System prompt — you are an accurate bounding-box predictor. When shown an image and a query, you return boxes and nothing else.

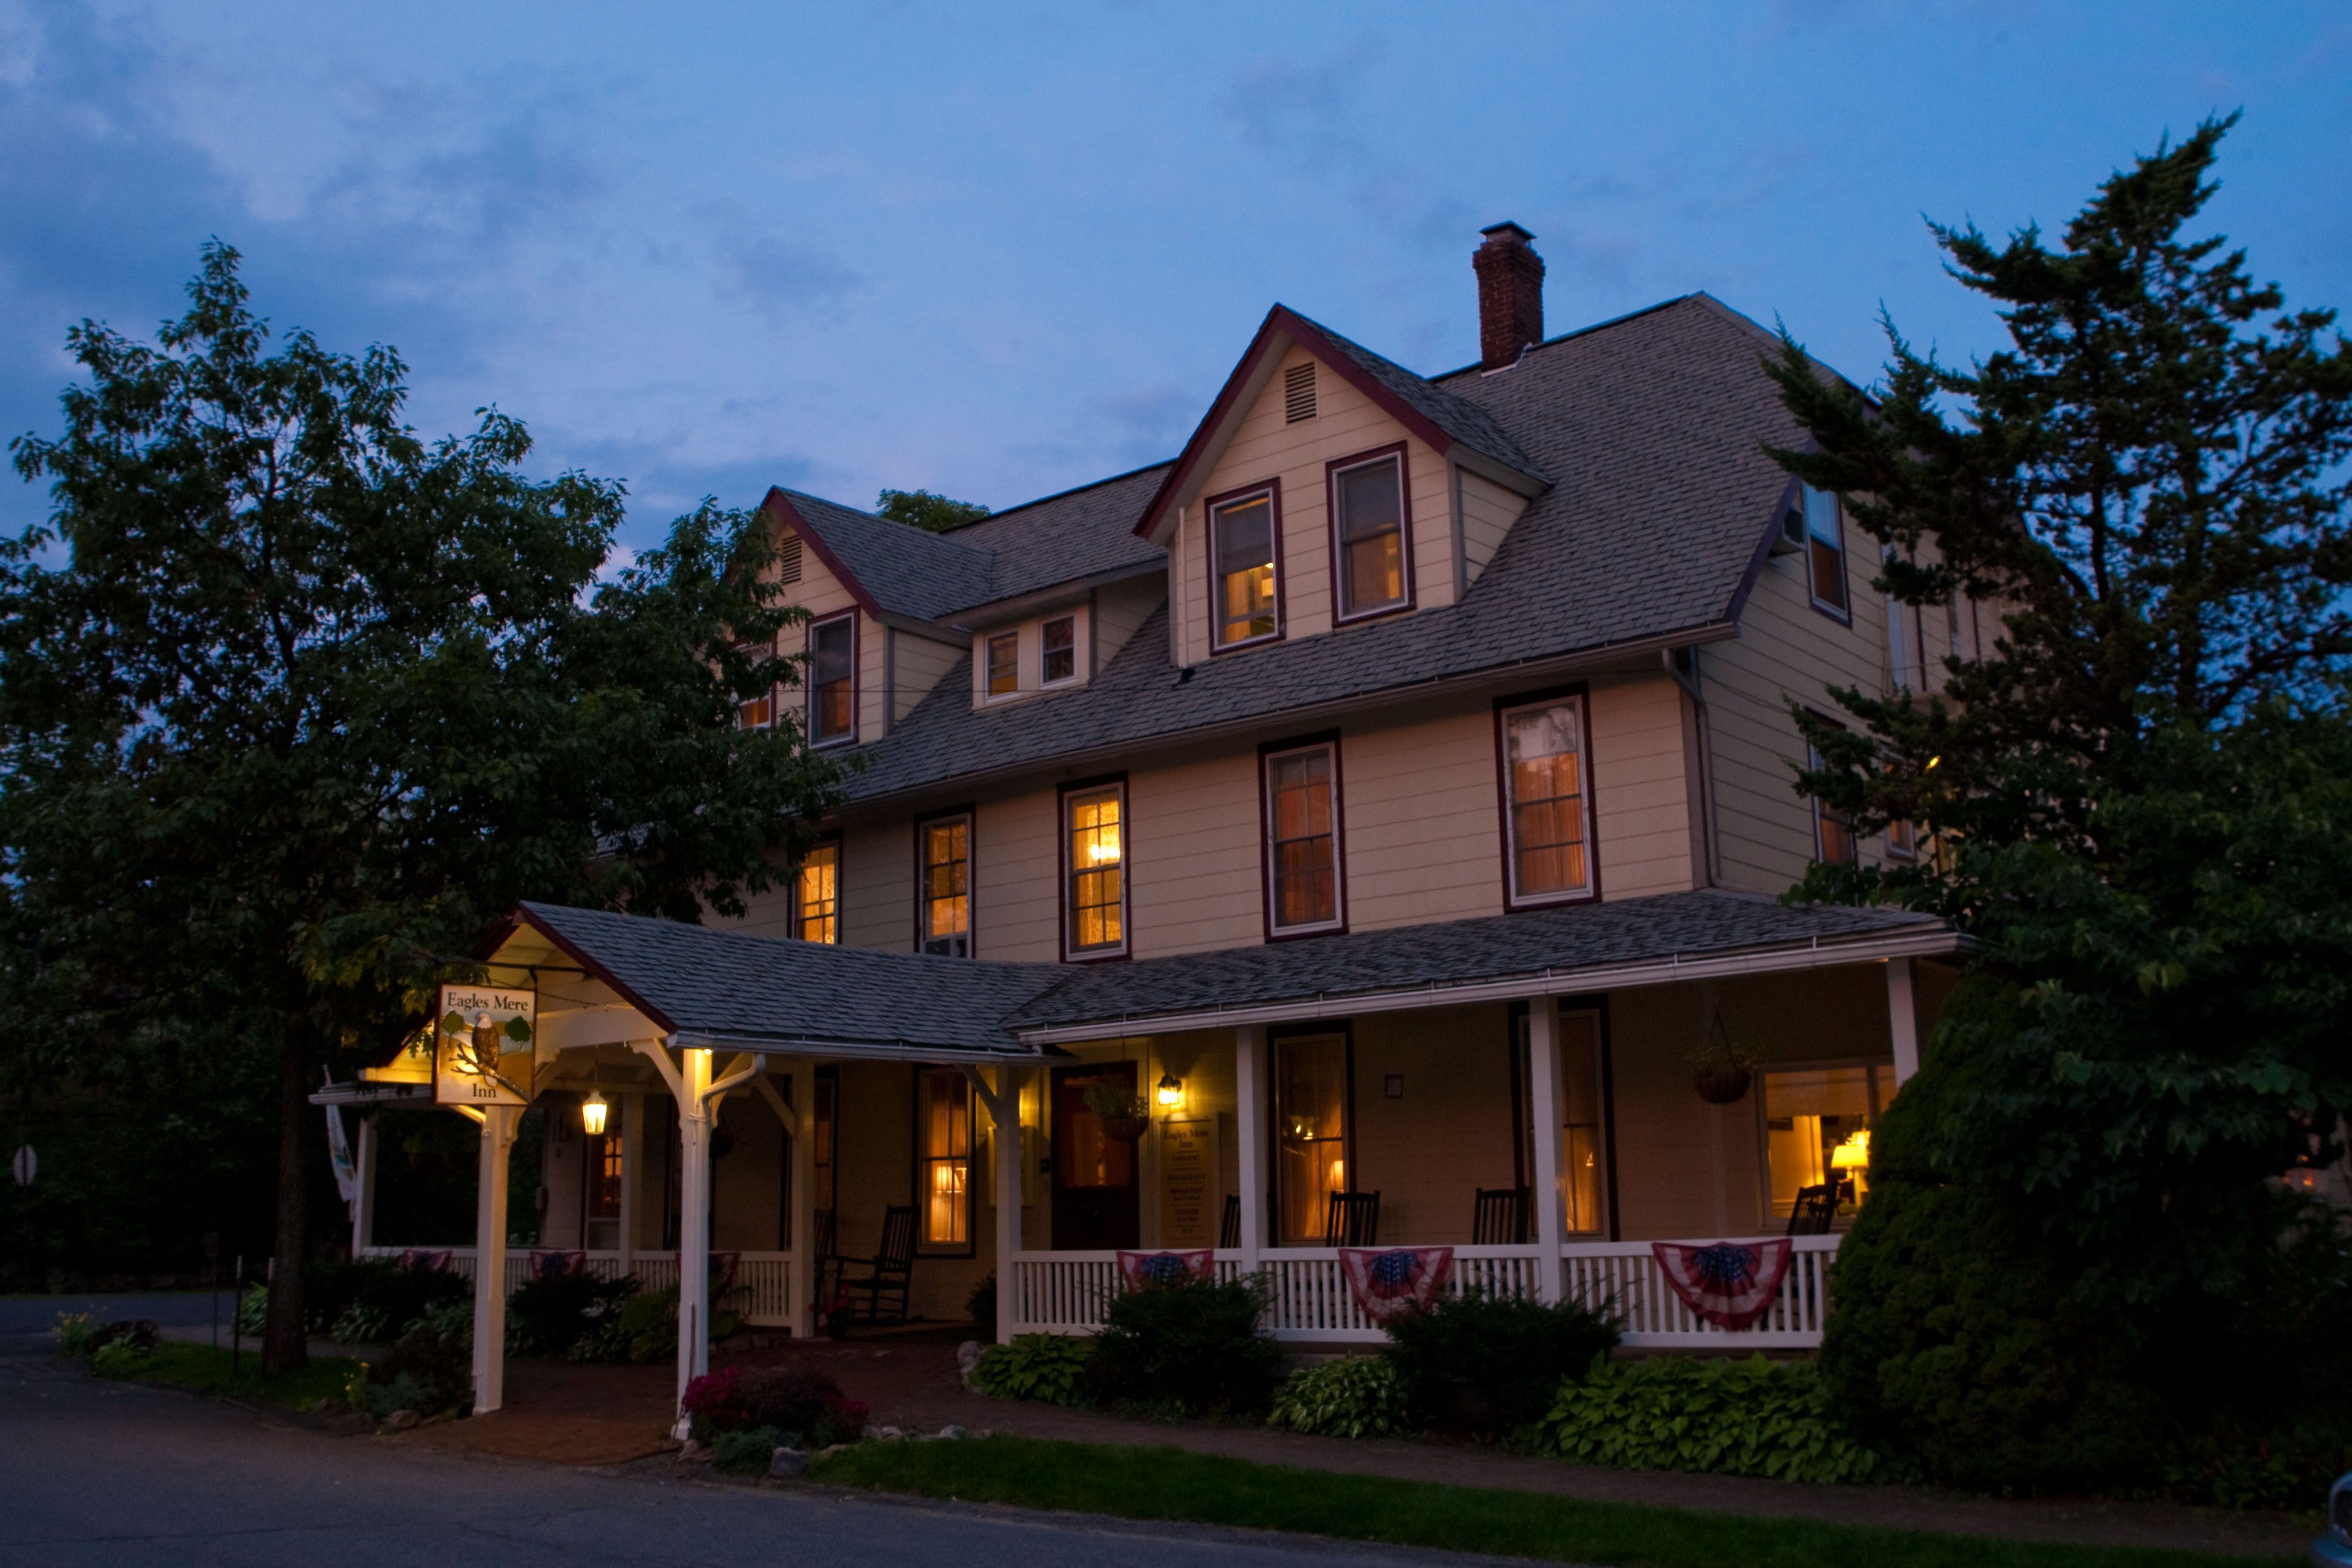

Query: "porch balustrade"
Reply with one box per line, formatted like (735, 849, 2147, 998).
(1009, 1235, 1841, 1349)
(356, 1246, 792, 1327)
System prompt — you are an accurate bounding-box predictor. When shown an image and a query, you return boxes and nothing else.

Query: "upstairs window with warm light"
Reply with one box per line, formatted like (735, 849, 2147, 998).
(985, 632, 1019, 698)
(920, 813, 972, 957)
(808, 613, 855, 745)
(1264, 741, 1342, 936)
(915, 1067, 972, 1252)
(1210, 488, 1279, 648)
(1042, 615, 1077, 685)
(794, 840, 838, 943)
(1063, 782, 1126, 959)
(1331, 448, 1409, 619)
(1499, 695, 1593, 907)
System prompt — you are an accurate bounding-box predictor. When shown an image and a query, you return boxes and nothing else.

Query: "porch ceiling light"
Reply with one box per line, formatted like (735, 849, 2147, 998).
(581, 1091, 609, 1137)
(1155, 1072, 1184, 1110)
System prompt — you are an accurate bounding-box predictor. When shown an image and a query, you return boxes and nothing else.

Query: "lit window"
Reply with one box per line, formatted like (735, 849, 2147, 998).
(795, 841, 838, 944)
(1274, 1031, 1348, 1244)
(916, 1068, 971, 1250)
(1516, 1008, 1607, 1235)
(736, 640, 776, 729)
(1331, 452, 1406, 618)
(1811, 743, 1857, 866)
(1042, 615, 1077, 685)
(1211, 490, 1278, 647)
(921, 814, 971, 957)
(1803, 485, 1848, 617)
(1064, 784, 1125, 956)
(1500, 697, 1592, 905)
(1886, 816, 1916, 860)
(809, 614, 855, 745)
(985, 632, 1019, 697)
(1265, 742, 1341, 934)
(1765, 1065, 1881, 1220)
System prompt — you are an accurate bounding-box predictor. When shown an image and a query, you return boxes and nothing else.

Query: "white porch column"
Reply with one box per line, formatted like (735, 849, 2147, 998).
(1886, 959, 1921, 1086)
(353, 1116, 377, 1253)
(618, 1089, 642, 1272)
(675, 1047, 714, 1416)
(991, 1064, 1022, 1345)
(1526, 998, 1567, 1302)
(1234, 1025, 1267, 1270)
(790, 1064, 816, 1341)
(471, 1104, 521, 1415)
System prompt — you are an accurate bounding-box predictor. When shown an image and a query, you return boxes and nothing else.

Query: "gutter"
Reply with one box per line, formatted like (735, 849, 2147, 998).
(1012, 925, 1971, 1045)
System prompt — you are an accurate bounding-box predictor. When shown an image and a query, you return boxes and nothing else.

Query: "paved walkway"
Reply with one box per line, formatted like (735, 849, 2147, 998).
(394, 1336, 2311, 1558)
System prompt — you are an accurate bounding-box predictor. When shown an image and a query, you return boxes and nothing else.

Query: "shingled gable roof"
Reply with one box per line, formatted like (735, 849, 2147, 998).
(760, 487, 996, 624)
(1135, 304, 1546, 544)
(834, 292, 1817, 806)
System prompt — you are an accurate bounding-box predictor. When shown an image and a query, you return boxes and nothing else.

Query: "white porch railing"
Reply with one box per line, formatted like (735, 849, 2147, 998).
(356, 1246, 793, 1327)
(1010, 1235, 1840, 1349)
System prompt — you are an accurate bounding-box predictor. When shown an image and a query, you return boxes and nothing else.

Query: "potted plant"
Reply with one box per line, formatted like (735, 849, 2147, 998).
(1085, 1080, 1153, 1142)
(1688, 1010, 1762, 1105)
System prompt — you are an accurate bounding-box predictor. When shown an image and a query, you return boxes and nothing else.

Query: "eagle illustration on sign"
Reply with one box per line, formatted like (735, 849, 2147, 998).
(432, 984, 537, 1108)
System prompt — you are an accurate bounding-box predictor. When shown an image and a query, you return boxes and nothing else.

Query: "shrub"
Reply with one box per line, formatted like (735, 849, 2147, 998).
(1537, 1354, 1894, 1485)
(87, 1318, 160, 1354)
(1267, 1355, 1409, 1439)
(51, 1312, 99, 1356)
(568, 1282, 675, 1364)
(972, 1333, 1096, 1406)
(965, 1271, 997, 1331)
(739, 1368, 846, 1434)
(89, 1338, 153, 1375)
(1380, 1289, 1620, 1432)
(508, 1271, 635, 1357)
(682, 1367, 758, 1441)
(366, 1298, 472, 1418)
(330, 1262, 468, 1344)
(811, 1393, 869, 1446)
(713, 1425, 784, 1475)
(1091, 1276, 1284, 1416)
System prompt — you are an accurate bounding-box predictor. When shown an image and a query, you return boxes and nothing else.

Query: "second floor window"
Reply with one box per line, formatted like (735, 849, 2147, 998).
(1063, 783, 1125, 957)
(795, 841, 838, 943)
(985, 632, 1019, 697)
(1803, 485, 1849, 619)
(921, 814, 972, 956)
(809, 613, 855, 745)
(1042, 615, 1076, 685)
(1500, 696, 1594, 906)
(1211, 489, 1278, 648)
(1331, 450, 1407, 618)
(1811, 743, 1857, 866)
(1264, 741, 1342, 935)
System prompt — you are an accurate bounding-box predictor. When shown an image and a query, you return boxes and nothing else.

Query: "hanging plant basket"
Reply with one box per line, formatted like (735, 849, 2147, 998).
(1098, 1113, 1151, 1143)
(1693, 1067, 1753, 1105)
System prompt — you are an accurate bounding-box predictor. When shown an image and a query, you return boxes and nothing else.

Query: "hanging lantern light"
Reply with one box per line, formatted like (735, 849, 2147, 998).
(580, 1091, 609, 1137)
(1155, 1072, 1184, 1111)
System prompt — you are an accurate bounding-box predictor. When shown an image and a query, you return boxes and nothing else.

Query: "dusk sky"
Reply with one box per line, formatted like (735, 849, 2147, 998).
(4, 1, 2348, 554)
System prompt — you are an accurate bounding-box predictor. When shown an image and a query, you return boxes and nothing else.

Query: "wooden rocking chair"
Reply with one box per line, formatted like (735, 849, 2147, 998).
(1786, 1184, 1838, 1236)
(840, 1203, 919, 1323)
(1322, 1190, 1382, 1247)
(1472, 1186, 1530, 1245)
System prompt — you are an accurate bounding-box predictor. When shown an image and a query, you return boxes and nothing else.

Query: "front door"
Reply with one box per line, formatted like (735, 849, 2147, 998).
(1051, 1064, 1140, 1250)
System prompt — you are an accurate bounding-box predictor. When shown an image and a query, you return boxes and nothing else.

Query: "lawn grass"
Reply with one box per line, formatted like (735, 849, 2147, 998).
(811, 1434, 2294, 1568)
(91, 1341, 365, 1413)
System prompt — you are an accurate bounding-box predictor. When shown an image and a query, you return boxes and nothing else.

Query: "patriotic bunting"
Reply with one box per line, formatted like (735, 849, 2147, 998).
(1649, 1238, 1793, 1330)
(1338, 1246, 1454, 1323)
(1117, 1249, 1216, 1290)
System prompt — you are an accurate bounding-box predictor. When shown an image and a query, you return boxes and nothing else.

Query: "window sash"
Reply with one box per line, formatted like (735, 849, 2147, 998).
(1042, 615, 1077, 684)
(1212, 493, 1278, 647)
(916, 1068, 972, 1249)
(1273, 1032, 1349, 1245)
(1064, 785, 1125, 955)
(810, 616, 855, 742)
(1809, 745, 1857, 865)
(921, 815, 972, 955)
(795, 842, 838, 944)
(1501, 699, 1592, 904)
(985, 632, 1019, 696)
(1803, 486, 1848, 615)
(1266, 745, 1340, 932)
(1332, 455, 1406, 617)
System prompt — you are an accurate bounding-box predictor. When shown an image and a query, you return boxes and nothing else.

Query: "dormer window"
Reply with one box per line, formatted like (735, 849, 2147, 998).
(1210, 485, 1281, 650)
(985, 632, 1019, 698)
(1042, 615, 1077, 685)
(809, 613, 856, 746)
(1330, 446, 1410, 620)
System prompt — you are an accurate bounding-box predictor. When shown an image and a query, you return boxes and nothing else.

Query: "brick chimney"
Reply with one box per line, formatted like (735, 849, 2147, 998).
(1472, 221, 1544, 370)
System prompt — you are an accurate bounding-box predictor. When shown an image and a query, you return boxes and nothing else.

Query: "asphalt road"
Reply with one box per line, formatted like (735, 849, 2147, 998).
(0, 1350, 1501, 1568)
(0, 1290, 234, 1356)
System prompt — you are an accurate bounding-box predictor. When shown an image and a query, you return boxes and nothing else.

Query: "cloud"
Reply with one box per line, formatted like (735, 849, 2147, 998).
(1218, 43, 1386, 174)
(716, 234, 862, 322)
(1090, 383, 1194, 468)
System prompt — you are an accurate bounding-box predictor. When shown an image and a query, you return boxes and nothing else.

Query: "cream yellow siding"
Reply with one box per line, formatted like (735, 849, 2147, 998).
(1341, 709, 1501, 932)
(892, 628, 963, 726)
(1093, 577, 1161, 669)
(1456, 468, 1528, 590)
(1350, 1004, 1518, 1244)
(840, 815, 912, 952)
(1589, 675, 1695, 900)
(973, 788, 1059, 961)
(1128, 747, 1266, 958)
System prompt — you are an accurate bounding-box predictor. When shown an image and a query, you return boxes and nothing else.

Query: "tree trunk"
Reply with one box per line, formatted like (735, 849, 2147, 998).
(261, 1030, 310, 1373)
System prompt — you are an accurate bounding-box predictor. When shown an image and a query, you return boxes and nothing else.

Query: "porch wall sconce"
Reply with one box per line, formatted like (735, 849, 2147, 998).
(580, 1091, 609, 1137)
(1155, 1073, 1184, 1111)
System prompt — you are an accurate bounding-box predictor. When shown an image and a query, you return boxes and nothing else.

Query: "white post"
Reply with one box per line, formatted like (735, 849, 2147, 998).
(471, 1105, 520, 1415)
(353, 1116, 377, 1254)
(1886, 959, 1921, 1086)
(675, 1047, 714, 1420)
(993, 1064, 1022, 1345)
(790, 1064, 816, 1341)
(1526, 998, 1567, 1302)
(618, 1089, 641, 1272)
(1234, 1025, 1267, 1269)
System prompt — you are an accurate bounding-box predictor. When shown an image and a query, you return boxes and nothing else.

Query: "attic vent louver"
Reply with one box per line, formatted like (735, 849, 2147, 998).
(778, 532, 803, 585)
(1284, 361, 1316, 423)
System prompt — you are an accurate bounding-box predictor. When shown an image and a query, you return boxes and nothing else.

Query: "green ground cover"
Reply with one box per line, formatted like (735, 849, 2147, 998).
(91, 1342, 365, 1413)
(809, 1435, 2295, 1568)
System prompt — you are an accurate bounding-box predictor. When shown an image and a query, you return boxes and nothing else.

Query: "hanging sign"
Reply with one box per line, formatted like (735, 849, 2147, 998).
(433, 984, 535, 1108)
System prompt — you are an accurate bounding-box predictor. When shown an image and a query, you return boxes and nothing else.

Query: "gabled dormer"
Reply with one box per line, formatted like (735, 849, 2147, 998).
(1137, 258, 1551, 668)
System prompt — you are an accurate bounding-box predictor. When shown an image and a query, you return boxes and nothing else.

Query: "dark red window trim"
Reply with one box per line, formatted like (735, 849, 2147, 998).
(1258, 731, 1348, 942)
(1492, 684, 1603, 912)
(807, 609, 859, 748)
(1264, 1019, 1356, 1246)
(792, 832, 843, 944)
(1203, 477, 1285, 655)
(1057, 771, 1131, 964)
(1325, 441, 1416, 625)
(912, 804, 976, 957)
(1800, 487, 1852, 626)
(907, 1064, 977, 1258)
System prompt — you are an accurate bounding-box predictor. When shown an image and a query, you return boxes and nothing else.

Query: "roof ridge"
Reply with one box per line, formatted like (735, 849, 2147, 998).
(1427, 294, 1700, 385)
(948, 459, 1175, 531)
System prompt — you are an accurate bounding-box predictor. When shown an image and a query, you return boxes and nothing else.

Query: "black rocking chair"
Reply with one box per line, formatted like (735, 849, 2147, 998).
(1472, 1186, 1530, 1245)
(1786, 1184, 1838, 1236)
(840, 1203, 919, 1323)
(1219, 1193, 1240, 1250)
(1322, 1189, 1382, 1247)
(809, 1207, 845, 1316)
